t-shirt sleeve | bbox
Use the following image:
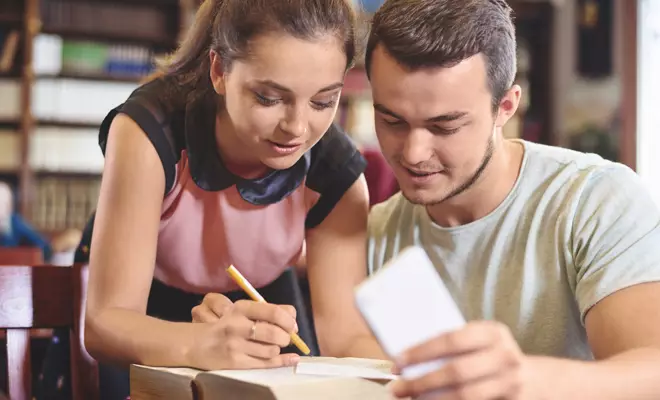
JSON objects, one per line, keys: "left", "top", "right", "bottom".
{"left": 573, "top": 163, "right": 660, "bottom": 323}
{"left": 98, "top": 79, "right": 183, "bottom": 194}
{"left": 304, "top": 123, "right": 367, "bottom": 229}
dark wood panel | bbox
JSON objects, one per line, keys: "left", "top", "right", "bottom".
{"left": 0, "top": 265, "right": 74, "bottom": 328}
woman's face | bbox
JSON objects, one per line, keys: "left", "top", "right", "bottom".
{"left": 210, "top": 33, "right": 347, "bottom": 171}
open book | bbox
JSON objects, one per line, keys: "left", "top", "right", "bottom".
{"left": 130, "top": 357, "right": 405, "bottom": 400}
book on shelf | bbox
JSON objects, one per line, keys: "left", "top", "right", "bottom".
{"left": 0, "top": 29, "right": 19, "bottom": 73}
{"left": 130, "top": 356, "right": 406, "bottom": 400}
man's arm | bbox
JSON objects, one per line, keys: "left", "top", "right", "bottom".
{"left": 530, "top": 163, "right": 660, "bottom": 399}
{"left": 392, "top": 164, "right": 660, "bottom": 400}
{"left": 305, "top": 175, "right": 388, "bottom": 359}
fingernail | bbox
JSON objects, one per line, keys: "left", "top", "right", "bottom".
{"left": 293, "top": 322, "right": 299, "bottom": 333}
{"left": 287, "top": 354, "right": 300, "bottom": 366}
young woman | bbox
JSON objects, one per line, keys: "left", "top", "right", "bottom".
{"left": 38, "top": 0, "right": 387, "bottom": 399}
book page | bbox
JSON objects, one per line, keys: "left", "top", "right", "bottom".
{"left": 296, "top": 357, "right": 397, "bottom": 381}
{"left": 355, "top": 246, "right": 466, "bottom": 379}
{"left": 207, "top": 366, "right": 334, "bottom": 386}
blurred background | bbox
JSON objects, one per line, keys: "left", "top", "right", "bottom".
{"left": 0, "top": 0, "right": 658, "bottom": 262}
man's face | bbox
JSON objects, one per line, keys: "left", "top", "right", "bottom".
{"left": 369, "top": 46, "right": 515, "bottom": 205}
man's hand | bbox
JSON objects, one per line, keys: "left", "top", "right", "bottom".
{"left": 391, "top": 321, "right": 533, "bottom": 399}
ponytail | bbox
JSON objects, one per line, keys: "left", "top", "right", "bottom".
{"left": 160, "top": 0, "right": 223, "bottom": 90}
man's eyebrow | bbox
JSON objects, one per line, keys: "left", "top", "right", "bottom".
{"left": 256, "top": 80, "right": 344, "bottom": 94}
{"left": 374, "top": 103, "right": 468, "bottom": 122}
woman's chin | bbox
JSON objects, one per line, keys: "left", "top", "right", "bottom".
{"left": 261, "top": 152, "right": 305, "bottom": 171}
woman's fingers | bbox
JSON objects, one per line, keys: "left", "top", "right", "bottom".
{"left": 204, "top": 293, "right": 234, "bottom": 315}
{"left": 191, "top": 303, "right": 219, "bottom": 323}
{"left": 233, "top": 300, "right": 298, "bottom": 334}
{"left": 192, "top": 293, "right": 233, "bottom": 322}
{"left": 226, "top": 351, "right": 300, "bottom": 370}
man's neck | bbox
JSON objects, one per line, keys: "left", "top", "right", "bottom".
{"left": 426, "top": 139, "right": 524, "bottom": 228}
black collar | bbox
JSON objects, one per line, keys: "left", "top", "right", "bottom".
{"left": 183, "top": 93, "right": 311, "bottom": 206}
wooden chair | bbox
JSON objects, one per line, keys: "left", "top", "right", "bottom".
{"left": 0, "top": 247, "right": 43, "bottom": 266}
{"left": 0, "top": 263, "right": 99, "bottom": 400}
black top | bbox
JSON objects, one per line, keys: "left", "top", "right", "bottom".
{"left": 98, "top": 77, "right": 367, "bottom": 229}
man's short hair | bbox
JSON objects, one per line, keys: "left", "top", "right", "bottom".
{"left": 365, "top": 0, "right": 517, "bottom": 110}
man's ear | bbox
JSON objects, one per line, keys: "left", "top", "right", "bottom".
{"left": 209, "top": 50, "right": 226, "bottom": 95}
{"left": 494, "top": 84, "right": 521, "bottom": 128}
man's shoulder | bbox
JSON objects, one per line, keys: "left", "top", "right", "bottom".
{"left": 368, "top": 192, "right": 414, "bottom": 237}
{"left": 521, "top": 141, "right": 635, "bottom": 197}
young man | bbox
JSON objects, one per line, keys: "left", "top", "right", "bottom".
{"left": 366, "top": 0, "right": 660, "bottom": 399}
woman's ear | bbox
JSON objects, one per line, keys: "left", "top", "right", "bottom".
{"left": 209, "top": 50, "right": 226, "bottom": 95}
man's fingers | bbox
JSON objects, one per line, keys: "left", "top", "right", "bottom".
{"left": 394, "top": 370, "right": 520, "bottom": 400}
{"left": 392, "top": 347, "right": 512, "bottom": 397}
{"left": 398, "top": 321, "right": 502, "bottom": 367}
{"left": 234, "top": 300, "right": 297, "bottom": 334}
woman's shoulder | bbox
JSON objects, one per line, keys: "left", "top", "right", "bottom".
{"left": 98, "top": 74, "right": 188, "bottom": 194}
{"left": 304, "top": 123, "right": 368, "bottom": 229}
{"left": 308, "top": 123, "right": 366, "bottom": 175}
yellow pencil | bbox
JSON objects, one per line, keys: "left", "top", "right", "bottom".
{"left": 226, "top": 265, "right": 311, "bottom": 355}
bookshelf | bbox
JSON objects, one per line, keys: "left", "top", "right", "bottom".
{"left": 0, "top": 0, "right": 371, "bottom": 235}
{"left": 0, "top": 0, "right": 188, "bottom": 234}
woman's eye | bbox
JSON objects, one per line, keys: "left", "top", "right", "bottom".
{"left": 254, "top": 92, "right": 280, "bottom": 106}
{"left": 311, "top": 99, "right": 337, "bottom": 111}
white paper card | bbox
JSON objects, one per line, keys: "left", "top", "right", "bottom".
{"left": 355, "top": 246, "right": 466, "bottom": 379}
{"left": 295, "top": 357, "right": 397, "bottom": 381}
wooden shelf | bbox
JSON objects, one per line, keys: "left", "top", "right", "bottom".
{"left": 0, "top": 14, "right": 22, "bottom": 26}
{"left": 41, "top": 27, "right": 177, "bottom": 49}
{"left": 59, "top": 0, "right": 179, "bottom": 6}
{"left": 37, "top": 119, "right": 101, "bottom": 129}
{"left": 36, "top": 170, "right": 102, "bottom": 178}
{"left": 0, "top": 120, "right": 20, "bottom": 128}
{"left": 37, "top": 71, "right": 144, "bottom": 83}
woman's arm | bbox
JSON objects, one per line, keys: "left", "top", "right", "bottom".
{"left": 305, "top": 175, "right": 387, "bottom": 359}
{"left": 85, "top": 114, "right": 299, "bottom": 370}
{"left": 84, "top": 113, "right": 198, "bottom": 367}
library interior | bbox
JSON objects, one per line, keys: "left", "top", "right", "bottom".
{"left": 0, "top": 0, "right": 659, "bottom": 399}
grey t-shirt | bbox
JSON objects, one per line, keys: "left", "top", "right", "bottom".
{"left": 367, "top": 140, "right": 660, "bottom": 360}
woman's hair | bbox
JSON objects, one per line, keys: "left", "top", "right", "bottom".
{"left": 159, "top": 0, "right": 359, "bottom": 100}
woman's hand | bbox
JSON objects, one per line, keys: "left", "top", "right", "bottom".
{"left": 188, "top": 294, "right": 300, "bottom": 370}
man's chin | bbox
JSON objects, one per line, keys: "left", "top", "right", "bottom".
{"left": 400, "top": 188, "right": 444, "bottom": 206}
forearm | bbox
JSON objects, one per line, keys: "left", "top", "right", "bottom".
{"left": 86, "top": 307, "right": 198, "bottom": 367}
{"left": 331, "top": 334, "right": 388, "bottom": 360}
{"left": 531, "top": 348, "right": 660, "bottom": 400}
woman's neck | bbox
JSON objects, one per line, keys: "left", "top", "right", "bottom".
{"left": 214, "top": 111, "right": 270, "bottom": 179}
